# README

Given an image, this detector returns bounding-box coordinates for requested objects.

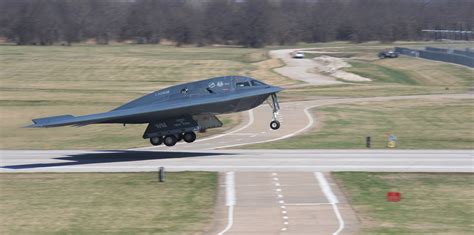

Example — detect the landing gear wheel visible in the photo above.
[150,136,163,146]
[270,120,280,130]
[164,135,177,147]
[183,132,197,143]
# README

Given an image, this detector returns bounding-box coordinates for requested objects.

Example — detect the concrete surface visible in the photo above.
[1,149,472,172]
[208,172,359,235]
[270,48,343,86]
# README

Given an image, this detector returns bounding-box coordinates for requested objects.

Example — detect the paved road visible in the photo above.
[1,149,472,172]
[270,48,343,86]
[208,172,359,235]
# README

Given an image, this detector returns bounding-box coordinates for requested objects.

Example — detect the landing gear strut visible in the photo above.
[268,93,281,130]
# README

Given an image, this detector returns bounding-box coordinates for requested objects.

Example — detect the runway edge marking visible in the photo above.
[213,103,317,149]
[218,171,236,235]
[315,172,345,235]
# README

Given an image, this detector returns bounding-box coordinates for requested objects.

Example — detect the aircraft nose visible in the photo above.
[272,85,284,92]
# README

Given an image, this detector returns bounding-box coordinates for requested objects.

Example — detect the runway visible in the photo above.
[207,172,359,235]
[1,149,472,172]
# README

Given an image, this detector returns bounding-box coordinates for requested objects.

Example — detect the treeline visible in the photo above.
[0,0,472,47]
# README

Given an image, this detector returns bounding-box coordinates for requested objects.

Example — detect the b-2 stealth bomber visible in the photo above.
[29,76,283,147]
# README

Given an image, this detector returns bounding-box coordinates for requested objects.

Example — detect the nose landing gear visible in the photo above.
[270,120,280,130]
[268,93,281,130]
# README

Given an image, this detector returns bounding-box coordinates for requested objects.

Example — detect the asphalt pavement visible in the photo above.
[1,149,472,172]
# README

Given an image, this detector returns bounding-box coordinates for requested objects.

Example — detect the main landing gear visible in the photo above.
[150,131,197,147]
[268,93,281,130]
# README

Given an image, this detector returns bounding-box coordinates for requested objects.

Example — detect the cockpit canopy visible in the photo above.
[113,76,269,111]
[233,76,268,89]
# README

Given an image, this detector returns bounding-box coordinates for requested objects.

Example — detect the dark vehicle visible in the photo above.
[29,76,283,147]
[378,50,399,59]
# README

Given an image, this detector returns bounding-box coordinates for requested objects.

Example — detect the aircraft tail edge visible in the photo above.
[28,115,75,128]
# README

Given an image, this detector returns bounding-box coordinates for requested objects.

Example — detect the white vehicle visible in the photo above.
[292,51,305,59]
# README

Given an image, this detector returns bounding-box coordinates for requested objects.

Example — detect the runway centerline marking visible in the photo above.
[285,202,332,206]
[218,171,235,235]
[315,172,344,235]
[271,173,288,232]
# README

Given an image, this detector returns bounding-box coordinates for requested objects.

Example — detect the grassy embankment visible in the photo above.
[0,45,295,149]
[334,172,474,234]
[0,172,217,234]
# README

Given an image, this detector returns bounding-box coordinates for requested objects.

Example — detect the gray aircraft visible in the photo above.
[29,76,283,147]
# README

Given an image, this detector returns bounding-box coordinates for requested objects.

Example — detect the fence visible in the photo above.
[395,47,474,68]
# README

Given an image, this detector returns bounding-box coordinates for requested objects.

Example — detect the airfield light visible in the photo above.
[159,167,166,182]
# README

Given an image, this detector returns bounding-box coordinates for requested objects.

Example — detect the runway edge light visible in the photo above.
[159,167,166,182]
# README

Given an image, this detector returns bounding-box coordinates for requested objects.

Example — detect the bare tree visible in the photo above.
[0,0,472,46]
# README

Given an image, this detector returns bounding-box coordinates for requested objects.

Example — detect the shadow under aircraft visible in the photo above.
[3,150,233,169]
[29,76,282,147]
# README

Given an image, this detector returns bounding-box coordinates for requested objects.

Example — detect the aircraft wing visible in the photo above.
[28,87,280,128]
[29,110,134,128]
[28,96,221,127]
[28,100,184,128]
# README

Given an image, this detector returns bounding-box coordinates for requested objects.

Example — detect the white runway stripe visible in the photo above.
[315,172,344,235]
[218,172,235,235]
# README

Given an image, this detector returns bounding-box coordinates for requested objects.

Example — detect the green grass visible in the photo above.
[333,172,474,234]
[0,44,295,149]
[246,98,474,149]
[344,61,417,85]
[281,84,466,100]
[0,172,217,234]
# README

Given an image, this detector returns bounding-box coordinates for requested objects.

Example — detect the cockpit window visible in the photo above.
[251,80,265,86]
[236,81,251,87]
[206,87,215,94]
[180,88,188,94]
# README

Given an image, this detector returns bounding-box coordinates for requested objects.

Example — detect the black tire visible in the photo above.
[164,135,177,147]
[150,136,163,146]
[183,132,197,143]
[270,120,280,130]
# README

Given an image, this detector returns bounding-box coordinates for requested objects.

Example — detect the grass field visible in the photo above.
[246,98,474,149]
[0,172,217,234]
[1,42,472,149]
[0,44,295,149]
[333,172,474,234]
